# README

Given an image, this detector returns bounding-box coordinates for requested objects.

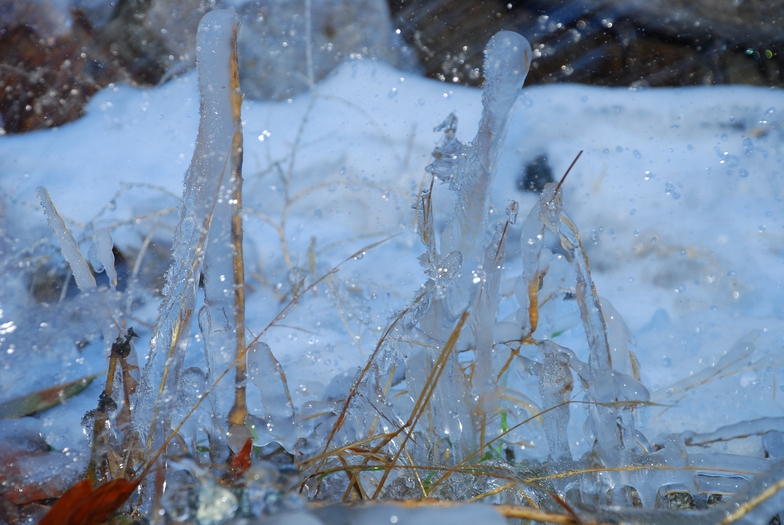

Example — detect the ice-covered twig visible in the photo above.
[37,187,98,293]
[537,340,574,461]
[37,187,135,481]
[198,11,248,451]
[135,9,243,457]
[401,31,532,462]
[428,31,531,323]
[652,330,760,406]
[682,417,784,447]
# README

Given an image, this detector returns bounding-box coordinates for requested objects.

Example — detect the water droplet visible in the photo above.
[616,145,623,153]
[766,107,776,116]
[739,169,749,178]
[664,182,680,199]
[632,149,642,159]
[716,147,740,167]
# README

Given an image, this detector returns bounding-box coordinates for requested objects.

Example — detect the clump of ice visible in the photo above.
[2,4,784,523]
[133,9,244,462]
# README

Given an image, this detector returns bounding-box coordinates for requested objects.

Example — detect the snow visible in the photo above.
[1,31,783,519]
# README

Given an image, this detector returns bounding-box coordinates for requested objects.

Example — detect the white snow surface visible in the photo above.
[1,58,783,487]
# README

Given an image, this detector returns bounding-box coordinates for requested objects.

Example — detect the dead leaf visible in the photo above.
[0,372,102,419]
[38,478,139,525]
[232,438,253,479]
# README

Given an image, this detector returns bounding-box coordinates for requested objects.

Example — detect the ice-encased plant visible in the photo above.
[27,7,784,525]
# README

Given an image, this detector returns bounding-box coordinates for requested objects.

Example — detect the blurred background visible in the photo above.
[2,0,783,134]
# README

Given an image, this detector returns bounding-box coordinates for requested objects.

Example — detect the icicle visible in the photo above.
[555,210,613,375]
[247,340,298,451]
[438,31,531,306]
[89,228,118,289]
[248,342,293,419]
[537,340,573,461]
[37,187,97,293]
[472,219,508,406]
[417,31,531,338]
[135,9,242,457]
[408,31,531,460]
[36,188,123,348]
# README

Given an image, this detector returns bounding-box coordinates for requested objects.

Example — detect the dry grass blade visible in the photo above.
[0,372,101,419]
[370,311,469,499]
[312,285,431,464]
[139,235,395,479]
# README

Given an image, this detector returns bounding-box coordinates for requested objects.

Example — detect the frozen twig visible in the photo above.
[135,8,243,459]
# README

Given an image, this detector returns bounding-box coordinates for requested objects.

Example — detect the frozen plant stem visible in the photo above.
[135,9,245,468]
[411,31,531,460]
[433,31,532,324]
[199,28,249,446]
[37,187,137,483]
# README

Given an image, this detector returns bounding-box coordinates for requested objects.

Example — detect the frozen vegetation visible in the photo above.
[1,7,784,525]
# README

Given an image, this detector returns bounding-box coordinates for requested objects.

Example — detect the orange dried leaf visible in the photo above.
[38,478,138,525]
[38,479,92,525]
[232,438,253,479]
[69,478,138,525]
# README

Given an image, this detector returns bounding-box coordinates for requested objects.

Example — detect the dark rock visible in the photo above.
[389,0,784,88]
[518,154,554,193]
[235,0,411,101]
[0,1,124,133]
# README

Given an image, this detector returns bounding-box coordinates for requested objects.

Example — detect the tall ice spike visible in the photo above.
[134,9,243,461]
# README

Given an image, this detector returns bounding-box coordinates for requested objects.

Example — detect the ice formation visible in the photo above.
[133,8,243,458]
[17,6,784,524]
